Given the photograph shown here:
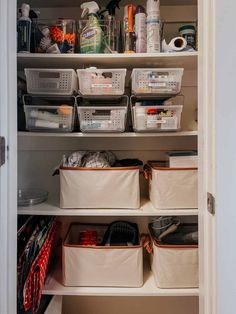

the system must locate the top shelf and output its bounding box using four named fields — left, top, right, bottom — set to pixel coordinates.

left=17, top=0, right=197, bottom=8
left=17, top=52, right=198, bottom=70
